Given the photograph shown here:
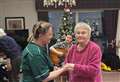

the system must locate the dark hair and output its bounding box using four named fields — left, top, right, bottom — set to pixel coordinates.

left=32, top=21, right=52, bottom=40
